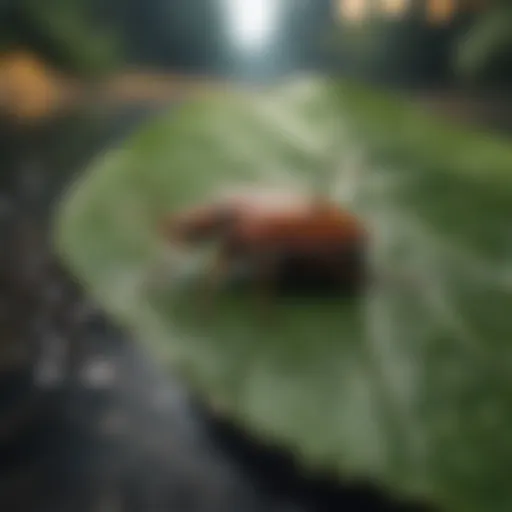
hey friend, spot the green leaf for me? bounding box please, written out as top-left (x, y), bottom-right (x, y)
top-left (54, 77), bottom-right (512, 512)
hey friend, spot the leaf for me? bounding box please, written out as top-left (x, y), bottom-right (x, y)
top-left (54, 77), bottom-right (512, 512)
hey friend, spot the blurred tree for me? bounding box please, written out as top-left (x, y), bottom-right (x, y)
top-left (0, 0), bottom-right (122, 78)
top-left (325, 0), bottom-right (498, 88)
top-left (95, 0), bottom-right (227, 74)
top-left (326, 1), bottom-right (460, 87)
top-left (454, 1), bottom-right (512, 86)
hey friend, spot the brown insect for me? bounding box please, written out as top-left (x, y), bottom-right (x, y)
top-left (157, 187), bottom-right (370, 308)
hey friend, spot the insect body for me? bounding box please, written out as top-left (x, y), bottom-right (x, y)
top-left (159, 188), bottom-right (369, 300)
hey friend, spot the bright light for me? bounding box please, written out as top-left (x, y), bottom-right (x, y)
top-left (336, 0), bottom-right (369, 23)
top-left (222, 0), bottom-right (280, 51)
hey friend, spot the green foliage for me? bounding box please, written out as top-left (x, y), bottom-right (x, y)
top-left (454, 4), bottom-right (512, 83)
top-left (324, 14), bottom-right (385, 79)
top-left (326, 10), bottom-right (453, 86)
top-left (1, 0), bottom-right (122, 77)
top-left (55, 77), bottom-right (512, 512)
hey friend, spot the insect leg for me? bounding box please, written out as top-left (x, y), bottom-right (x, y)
top-left (198, 246), bottom-right (231, 318)
top-left (251, 248), bottom-right (280, 323)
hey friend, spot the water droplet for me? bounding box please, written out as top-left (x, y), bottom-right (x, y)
top-left (81, 359), bottom-right (117, 389)
top-left (151, 385), bottom-right (186, 411)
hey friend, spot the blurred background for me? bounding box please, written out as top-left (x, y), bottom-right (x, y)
top-left (0, 1), bottom-right (511, 511)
